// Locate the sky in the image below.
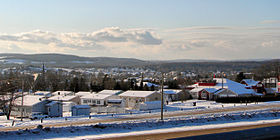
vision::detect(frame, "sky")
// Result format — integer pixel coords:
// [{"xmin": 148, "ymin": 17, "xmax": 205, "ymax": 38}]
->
[{"xmin": 0, "ymin": 0, "xmax": 279, "ymax": 60}]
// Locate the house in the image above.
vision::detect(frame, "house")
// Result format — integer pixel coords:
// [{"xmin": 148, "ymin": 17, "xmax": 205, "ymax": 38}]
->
[
  {"xmin": 80, "ymin": 94, "xmax": 115, "ymax": 106},
  {"xmin": 71, "ymin": 105, "xmax": 90, "ymax": 116},
  {"xmin": 119, "ymin": 90, "xmax": 161, "ymax": 109},
  {"xmin": 188, "ymin": 78, "xmax": 261, "ymax": 100},
  {"xmin": 46, "ymin": 101, "xmax": 63, "ymax": 117},
  {"xmin": 163, "ymin": 89, "xmax": 188, "ymax": 102},
  {"xmin": 48, "ymin": 95, "xmax": 80, "ymax": 104},
  {"xmin": 189, "ymin": 87, "xmax": 205, "ymax": 99},
  {"xmin": 241, "ymin": 79, "xmax": 265, "ymax": 93},
  {"xmin": 12, "ymin": 95, "xmax": 63, "ymax": 118},
  {"xmin": 12, "ymin": 95, "xmax": 48, "ymax": 117},
  {"xmin": 199, "ymin": 88, "xmax": 218, "ymax": 100}
]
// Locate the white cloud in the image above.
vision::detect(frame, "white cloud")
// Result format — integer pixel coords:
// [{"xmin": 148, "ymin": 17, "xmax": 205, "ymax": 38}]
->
[
  {"xmin": 0, "ymin": 26, "xmax": 279, "ymax": 60},
  {"xmin": 0, "ymin": 27, "xmax": 162, "ymax": 51},
  {"xmin": 261, "ymin": 20, "xmax": 280, "ymax": 24}
]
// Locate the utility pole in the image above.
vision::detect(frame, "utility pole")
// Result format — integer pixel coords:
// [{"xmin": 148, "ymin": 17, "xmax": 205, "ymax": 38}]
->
[
  {"xmin": 20, "ymin": 79, "xmax": 24, "ymax": 121},
  {"xmin": 160, "ymin": 73, "xmax": 164, "ymax": 120}
]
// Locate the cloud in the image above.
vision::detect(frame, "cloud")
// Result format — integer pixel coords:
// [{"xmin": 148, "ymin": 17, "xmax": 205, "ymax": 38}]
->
[
  {"xmin": 261, "ymin": 20, "xmax": 280, "ymax": 24},
  {"xmin": 0, "ymin": 27, "xmax": 162, "ymax": 51}
]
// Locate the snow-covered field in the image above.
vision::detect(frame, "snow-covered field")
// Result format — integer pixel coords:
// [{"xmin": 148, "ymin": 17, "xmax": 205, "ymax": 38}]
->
[{"xmin": 1, "ymin": 100, "xmax": 280, "ymax": 140}]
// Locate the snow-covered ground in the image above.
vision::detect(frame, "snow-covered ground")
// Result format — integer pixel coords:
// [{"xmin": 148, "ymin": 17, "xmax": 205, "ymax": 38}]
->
[{"xmin": 1, "ymin": 100, "xmax": 280, "ymax": 140}]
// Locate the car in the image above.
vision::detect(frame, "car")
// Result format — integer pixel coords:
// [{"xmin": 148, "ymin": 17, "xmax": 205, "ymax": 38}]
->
[
  {"xmin": 30, "ymin": 112, "xmax": 48, "ymax": 120},
  {"xmin": 0, "ymin": 112, "xmax": 5, "ymax": 116}
]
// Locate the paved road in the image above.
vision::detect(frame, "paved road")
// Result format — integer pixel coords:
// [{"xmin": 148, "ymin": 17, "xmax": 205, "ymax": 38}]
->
[
  {"xmin": 1, "ymin": 103, "xmax": 280, "ymax": 132},
  {"xmin": 100, "ymin": 122, "xmax": 280, "ymax": 140}
]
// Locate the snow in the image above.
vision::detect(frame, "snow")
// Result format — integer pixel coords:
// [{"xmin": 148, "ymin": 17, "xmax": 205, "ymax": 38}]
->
[
  {"xmin": 241, "ymin": 79, "xmax": 260, "ymax": 86},
  {"xmin": 80, "ymin": 94, "xmax": 111, "ymax": 100},
  {"xmin": 98, "ymin": 90, "xmax": 123, "ymax": 95},
  {"xmin": 214, "ymin": 78, "xmax": 256, "ymax": 95},
  {"xmin": 1, "ymin": 100, "xmax": 280, "ymax": 139},
  {"xmin": 119, "ymin": 90, "xmax": 159, "ymax": 98},
  {"xmin": 14, "ymin": 95, "xmax": 45, "ymax": 106},
  {"xmin": 48, "ymin": 95, "xmax": 77, "ymax": 101},
  {"xmin": 163, "ymin": 89, "xmax": 182, "ymax": 95}
]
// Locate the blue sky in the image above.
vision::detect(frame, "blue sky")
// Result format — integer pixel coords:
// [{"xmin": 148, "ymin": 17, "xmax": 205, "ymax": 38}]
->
[{"xmin": 0, "ymin": 0, "xmax": 279, "ymax": 60}]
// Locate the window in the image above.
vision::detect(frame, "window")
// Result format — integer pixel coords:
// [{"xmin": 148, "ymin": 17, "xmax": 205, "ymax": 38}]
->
[
  {"xmin": 97, "ymin": 100, "xmax": 100, "ymax": 104},
  {"xmin": 83, "ymin": 100, "xmax": 88, "ymax": 103},
  {"xmin": 92, "ymin": 100, "xmax": 96, "ymax": 104}
]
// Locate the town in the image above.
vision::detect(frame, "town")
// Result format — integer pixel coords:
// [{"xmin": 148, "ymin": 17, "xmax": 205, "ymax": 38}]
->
[{"xmin": 0, "ymin": 59, "xmax": 279, "ymax": 120}]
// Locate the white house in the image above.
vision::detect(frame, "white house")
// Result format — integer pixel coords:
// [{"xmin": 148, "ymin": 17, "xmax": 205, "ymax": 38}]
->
[
  {"xmin": 163, "ymin": 89, "xmax": 187, "ymax": 102},
  {"xmin": 12, "ymin": 95, "xmax": 48, "ymax": 117},
  {"xmin": 118, "ymin": 90, "xmax": 161, "ymax": 109},
  {"xmin": 80, "ymin": 94, "xmax": 113, "ymax": 106}
]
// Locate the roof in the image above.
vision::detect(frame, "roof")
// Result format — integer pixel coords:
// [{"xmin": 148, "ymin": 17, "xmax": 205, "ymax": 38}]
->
[
  {"xmin": 98, "ymin": 90, "xmax": 123, "ymax": 95},
  {"xmin": 80, "ymin": 94, "xmax": 112, "ymax": 100},
  {"xmin": 241, "ymin": 79, "xmax": 261, "ymax": 86},
  {"xmin": 163, "ymin": 89, "xmax": 182, "ymax": 94},
  {"xmin": 213, "ymin": 78, "xmax": 256, "ymax": 95},
  {"xmin": 52, "ymin": 91, "xmax": 73, "ymax": 96},
  {"xmin": 14, "ymin": 95, "xmax": 45, "ymax": 106},
  {"xmin": 119, "ymin": 90, "xmax": 158, "ymax": 98},
  {"xmin": 203, "ymin": 88, "xmax": 218, "ymax": 93},
  {"xmin": 144, "ymin": 82, "xmax": 159, "ymax": 87},
  {"xmin": 46, "ymin": 101, "xmax": 61, "ymax": 106},
  {"xmin": 189, "ymin": 87, "xmax": 205, "ymax": 92},
  {"xmin": 75, "ymin": 91, "xmax": 95, "ymax": 97},
  {"xmin": 48, "ymin": 95, "xmax": 77, "ymax": 101}
]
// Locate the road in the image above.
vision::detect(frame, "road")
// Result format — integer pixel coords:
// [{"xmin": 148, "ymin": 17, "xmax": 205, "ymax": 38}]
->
[
  {"xmin": 100, "ymin": 122, "xmax": 280, "ymax": 140},
  {"xmin": 1, "ymin": 103, "xmax": 280, "ymax": 132}
]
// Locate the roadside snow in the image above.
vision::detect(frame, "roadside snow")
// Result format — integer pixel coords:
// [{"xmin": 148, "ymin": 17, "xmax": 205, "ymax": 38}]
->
[{"xmin": 1, "ymin": 109, "xmax": 280, "ymax": 140}]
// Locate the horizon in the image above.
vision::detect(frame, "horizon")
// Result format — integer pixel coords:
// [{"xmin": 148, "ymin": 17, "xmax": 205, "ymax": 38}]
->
[
  {"xmin": 0, "ymin": 0, "xmax": 279, "ymax": 60},
  {"xmin": 0, "ymin": 52, "xmax": 275, "ymax": 62}
]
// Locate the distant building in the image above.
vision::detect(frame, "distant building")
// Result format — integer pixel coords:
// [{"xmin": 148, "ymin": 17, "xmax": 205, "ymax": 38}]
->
[{"xmin": 119, "ymin": 90, "xmax": 161, "ymax": 109}]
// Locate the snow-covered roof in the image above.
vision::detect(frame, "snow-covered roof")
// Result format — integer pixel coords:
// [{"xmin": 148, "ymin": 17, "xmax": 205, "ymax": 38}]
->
[
  {"xmin": 119, "ymin": 90, "xmax": 159, "ymax": 98},
  {"xmin": 80, "ymin": 94, "xmax": 112, "ymax": 100},
  {"xmin": 163, "ymin": 89, "xmax": 182, "ymax": 95},
  {"xmin": 48, "ymin": 95, "xmax": 77, "ymax": 101},
  {"xmin": 75, "ymin": 91, "xmax": 95, "ymax": 97},
  {"xmin": 213, "ymin": 78, "xmax": 256, "ymax": 95},
  {"xmin": 190, "ymin": 87, "xmax": 205, "ymax": 92},
  {"xmin": 52, "ymin": 91, "xmax": 73, "ymax": 96},
  {"xmin": 203, "ymin": 88, "xmax": 218, "ymax": 93},
  {"xmin": 98, "ymin": 90, "xmax": 123, "ymax": 95},
  {"xmin": 241, "ymin": 79, "xmax": 261, "ymax": 86},
  {"xmin": 144, "ymin": 82, "xmax": 159, "ymax": 87},
  {"xmin": 14, "ymin": 95, "xmax": 45, "ymax": 106}
]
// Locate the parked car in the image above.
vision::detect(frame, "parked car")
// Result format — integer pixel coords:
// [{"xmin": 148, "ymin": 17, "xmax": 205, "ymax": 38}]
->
[
  {"xmin": 30, "ymin": 112, "xmax": 48, "ymax": 120},
  {"xmin": 0, "ymin": 112, "xmax": 5, "ymax": 116}
]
